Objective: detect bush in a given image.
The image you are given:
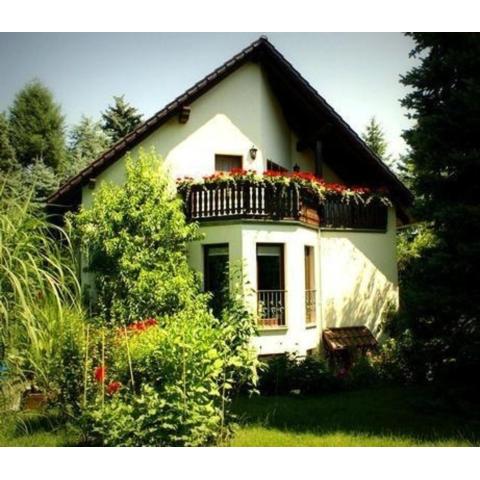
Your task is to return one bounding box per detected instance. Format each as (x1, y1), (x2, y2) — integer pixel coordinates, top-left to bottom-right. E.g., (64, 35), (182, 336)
(258, 354), (342, 395)
(73, 151), (258, 446)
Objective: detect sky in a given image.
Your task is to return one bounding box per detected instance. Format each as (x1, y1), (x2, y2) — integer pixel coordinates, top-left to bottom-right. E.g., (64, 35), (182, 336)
(0, 33), (418, 158)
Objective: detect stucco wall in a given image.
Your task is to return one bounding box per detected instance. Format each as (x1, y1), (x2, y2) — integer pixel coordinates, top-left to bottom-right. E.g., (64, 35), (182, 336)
(189, 221), (321, 355)
(319, 207), (398, 336)
(83, 61), (306, 210)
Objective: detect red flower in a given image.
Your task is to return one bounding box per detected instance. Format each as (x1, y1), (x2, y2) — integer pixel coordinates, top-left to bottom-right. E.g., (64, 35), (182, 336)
(106, 381), (122, 395)
(94, 365), (106, 383)
(127, 317), (158, 333)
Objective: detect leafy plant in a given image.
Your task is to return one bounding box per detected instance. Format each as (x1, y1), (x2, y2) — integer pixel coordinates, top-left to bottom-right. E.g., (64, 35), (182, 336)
(0, 178), (86, 415)
(73, 151), (258, 446)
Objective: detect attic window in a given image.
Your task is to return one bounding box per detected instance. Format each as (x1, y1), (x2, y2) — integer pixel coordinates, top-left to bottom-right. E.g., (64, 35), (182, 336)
(215, 154), (242, 172)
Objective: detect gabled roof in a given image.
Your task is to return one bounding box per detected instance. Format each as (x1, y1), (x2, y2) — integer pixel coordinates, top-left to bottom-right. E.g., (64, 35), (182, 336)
(48, 36), (413, 214)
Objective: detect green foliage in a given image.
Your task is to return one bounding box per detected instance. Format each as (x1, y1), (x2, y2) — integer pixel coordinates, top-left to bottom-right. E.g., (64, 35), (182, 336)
(396, 33), (480, 386)
(21, 158), (59, 201)
(0, 112), (19, 173)
(72, 149), (201, 323)
(64, 116), (110, 179)
(362, 117), (389, 161)
(8, 80), (66, 171)
(0, 180), (85, 415)
(258, 354), (342, 395)
(101, 95), (143, 143)
(361, 116), (399, 173)
(73, 151), (258, 446)
(396, 223), (437, 273)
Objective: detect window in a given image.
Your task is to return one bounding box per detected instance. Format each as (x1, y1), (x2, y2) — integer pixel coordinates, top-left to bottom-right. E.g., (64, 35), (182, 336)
(204, 244), (229, 316)
(256, 244), (285, 327)
(304, 246), (316, 325)
(266, 159), (288, 173)
(215, 154), (242, 172)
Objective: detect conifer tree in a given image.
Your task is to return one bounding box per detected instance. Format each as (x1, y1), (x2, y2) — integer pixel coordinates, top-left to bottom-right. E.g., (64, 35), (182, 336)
(101, 95), (143, 143)
(9, 80), (66, 171)
(393, 33), (480, 386)
(0, 112), (18, 173)
(362, 116), (395, 169)
(64, 116), (110, 179)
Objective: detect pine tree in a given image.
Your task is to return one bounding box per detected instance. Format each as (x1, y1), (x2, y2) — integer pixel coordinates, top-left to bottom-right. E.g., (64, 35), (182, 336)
(361, 116), (395, 169)
(64, 116), (110, 179)
(101, 95), (143, 143)
(21, 158), (59, 201)
(362, 117), (388, 158)
(0, 112), (19, 173)
(394, 33), (480, 386)
(8, 80), (66, 171)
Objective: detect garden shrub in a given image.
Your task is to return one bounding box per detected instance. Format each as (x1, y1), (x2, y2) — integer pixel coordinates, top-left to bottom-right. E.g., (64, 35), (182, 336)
(73, 150), (258, 446)
(258, 353), (342, 395)
(0, 176), (86, 416)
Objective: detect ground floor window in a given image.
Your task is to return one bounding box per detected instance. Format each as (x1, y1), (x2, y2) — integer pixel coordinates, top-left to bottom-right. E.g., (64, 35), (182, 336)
(304, 245), (316, 325)
(256, 244), (285, 327)
(204, 244), (229, 316)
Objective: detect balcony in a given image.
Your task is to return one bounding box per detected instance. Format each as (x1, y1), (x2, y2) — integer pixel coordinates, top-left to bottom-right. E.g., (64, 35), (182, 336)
(180, 182), (388, 230)
(257, 289), (286, 328)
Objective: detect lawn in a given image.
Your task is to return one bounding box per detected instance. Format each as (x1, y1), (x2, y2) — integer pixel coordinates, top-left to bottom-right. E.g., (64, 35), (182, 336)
(230, 386), (480, 447)
(1, 386), (479, 447)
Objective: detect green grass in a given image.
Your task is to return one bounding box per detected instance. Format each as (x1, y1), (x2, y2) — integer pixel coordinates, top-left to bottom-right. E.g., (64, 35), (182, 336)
(1, 386), (479, 446)
(0, 412), (79, 447)
(230, 386), (480, 446)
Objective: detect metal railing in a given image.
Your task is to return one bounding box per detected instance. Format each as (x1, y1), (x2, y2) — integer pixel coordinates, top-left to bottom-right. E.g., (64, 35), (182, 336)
(257, 289), (286, 328)
(305, 289), (316, 325)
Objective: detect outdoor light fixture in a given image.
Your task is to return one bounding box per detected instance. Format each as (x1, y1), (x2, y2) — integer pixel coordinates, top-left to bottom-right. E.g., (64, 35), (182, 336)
(249, 145), (258, 160)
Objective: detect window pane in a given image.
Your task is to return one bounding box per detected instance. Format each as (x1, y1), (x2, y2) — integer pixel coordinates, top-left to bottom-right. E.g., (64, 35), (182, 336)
(204, 244), (229, 316)
(304, 246), (315, 290)
(257, 244), (283, 291)
(215, 154), (242, 172)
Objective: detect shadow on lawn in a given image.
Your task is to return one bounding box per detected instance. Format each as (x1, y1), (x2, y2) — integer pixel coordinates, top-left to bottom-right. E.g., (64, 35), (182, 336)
(232, 386), (480, 445)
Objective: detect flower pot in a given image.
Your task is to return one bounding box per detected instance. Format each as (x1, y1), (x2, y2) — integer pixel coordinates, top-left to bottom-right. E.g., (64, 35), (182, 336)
(23, 392), (47, 410)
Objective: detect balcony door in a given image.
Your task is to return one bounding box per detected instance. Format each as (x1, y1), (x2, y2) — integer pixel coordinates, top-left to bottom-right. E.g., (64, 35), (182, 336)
(256, 244), (285, 327)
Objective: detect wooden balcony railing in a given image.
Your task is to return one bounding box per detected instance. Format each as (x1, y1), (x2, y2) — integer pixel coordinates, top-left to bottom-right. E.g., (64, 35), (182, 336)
(305, 289), (316, 325)
(181, 182), (387, 230)
(257, 289), (286, 328)
(182, 182), (319, 226)
(320, 200), (388, 230)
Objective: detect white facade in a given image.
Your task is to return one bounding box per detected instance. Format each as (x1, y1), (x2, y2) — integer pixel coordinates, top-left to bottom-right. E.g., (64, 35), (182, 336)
(79, 61), (399, 356)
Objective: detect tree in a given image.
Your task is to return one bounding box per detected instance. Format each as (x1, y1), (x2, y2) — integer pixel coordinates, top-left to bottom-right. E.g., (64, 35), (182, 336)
(0, 112), (19, 173)
(362, 116), (395, 169)
(8, 80), (66, 171)
(392, 33), (480, 386)
(64, 116), (110, 179)
(21, 158), (59, 201)
(101, 95), (143, 144)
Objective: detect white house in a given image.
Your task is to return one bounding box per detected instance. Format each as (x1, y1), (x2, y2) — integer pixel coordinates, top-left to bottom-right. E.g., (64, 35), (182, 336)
(48, 36), (412, 358)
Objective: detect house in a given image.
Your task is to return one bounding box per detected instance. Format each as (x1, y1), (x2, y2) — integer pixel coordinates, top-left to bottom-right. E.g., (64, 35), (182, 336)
(48, 36), (412, 358)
